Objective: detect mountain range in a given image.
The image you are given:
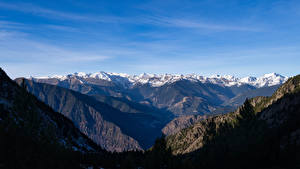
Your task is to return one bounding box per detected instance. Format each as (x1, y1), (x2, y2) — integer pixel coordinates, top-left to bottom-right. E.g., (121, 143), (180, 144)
(16, 71), (288, 151)
(32, 72), (287, 88)
(29, 72), (287, 116)
(1, 67), (299, 169)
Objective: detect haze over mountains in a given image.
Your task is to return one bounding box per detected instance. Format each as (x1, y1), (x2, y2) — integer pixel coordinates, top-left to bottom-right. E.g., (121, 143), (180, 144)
(14, 71), (288, 151)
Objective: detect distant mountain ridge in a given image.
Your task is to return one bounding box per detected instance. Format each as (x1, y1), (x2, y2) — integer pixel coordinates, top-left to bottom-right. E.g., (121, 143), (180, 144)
(31, 72), (288, 88)
(28, 72), (288, 117)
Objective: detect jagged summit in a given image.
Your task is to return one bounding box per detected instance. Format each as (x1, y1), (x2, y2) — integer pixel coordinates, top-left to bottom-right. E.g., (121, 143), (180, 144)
(31, 72), (288, 88)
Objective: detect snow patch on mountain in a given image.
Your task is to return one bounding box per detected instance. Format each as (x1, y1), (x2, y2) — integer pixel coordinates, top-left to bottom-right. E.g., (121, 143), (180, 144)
(31, 72), (288, 88)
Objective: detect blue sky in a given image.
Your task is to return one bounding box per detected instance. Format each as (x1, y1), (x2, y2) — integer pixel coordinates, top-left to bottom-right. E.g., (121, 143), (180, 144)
(0, 0), (299, 78)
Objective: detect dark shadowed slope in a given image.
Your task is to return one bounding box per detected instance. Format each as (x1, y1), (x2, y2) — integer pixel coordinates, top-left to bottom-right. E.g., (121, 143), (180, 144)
(0, 68), (107, 168)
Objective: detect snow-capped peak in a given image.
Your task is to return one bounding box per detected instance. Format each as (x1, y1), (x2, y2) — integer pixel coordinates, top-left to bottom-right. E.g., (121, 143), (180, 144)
(254, 72), (288, 87)
(90, 72), (111, 81)
(263, 72), (281, 77)
(74, 72), (87, 77)
(32, 72), (289, 88)
(240, 76), (257, 83)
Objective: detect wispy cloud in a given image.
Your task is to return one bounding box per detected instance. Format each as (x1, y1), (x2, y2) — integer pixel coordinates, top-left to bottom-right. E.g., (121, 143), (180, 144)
(0, 2), (122, 23)
(139, 15), (262, 32)
(0, 30), (112, 64)
(0, 2), (262, 32)
(0, 20), (25, 29)
(42, 24), (79, 32)
(0, 29), (28, 40)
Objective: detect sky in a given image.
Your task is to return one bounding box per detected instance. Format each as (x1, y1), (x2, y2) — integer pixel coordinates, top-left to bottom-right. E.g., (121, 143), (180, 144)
(0, 0), (299, 78)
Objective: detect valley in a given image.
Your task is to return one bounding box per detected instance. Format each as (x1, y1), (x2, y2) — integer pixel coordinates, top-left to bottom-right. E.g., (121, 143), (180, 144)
(21, 71), (287, 151)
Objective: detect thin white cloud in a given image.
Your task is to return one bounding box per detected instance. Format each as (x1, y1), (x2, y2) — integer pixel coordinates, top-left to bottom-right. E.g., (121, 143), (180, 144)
(0, 29), (28, 40)
(42, 24), (79, 32)
(0, 30), (112, 63)
(0, 2), (122, 23)
(0, 2), (262, 32)
(0, 20), (25, 29)
(140, 15), (262, 32)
